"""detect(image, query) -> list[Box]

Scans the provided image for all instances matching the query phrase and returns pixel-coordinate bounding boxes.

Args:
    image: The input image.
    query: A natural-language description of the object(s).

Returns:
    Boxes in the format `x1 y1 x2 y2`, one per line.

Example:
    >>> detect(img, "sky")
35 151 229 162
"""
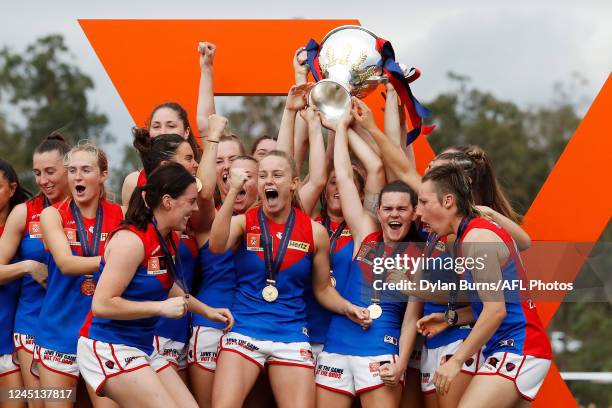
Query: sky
1 0 610 163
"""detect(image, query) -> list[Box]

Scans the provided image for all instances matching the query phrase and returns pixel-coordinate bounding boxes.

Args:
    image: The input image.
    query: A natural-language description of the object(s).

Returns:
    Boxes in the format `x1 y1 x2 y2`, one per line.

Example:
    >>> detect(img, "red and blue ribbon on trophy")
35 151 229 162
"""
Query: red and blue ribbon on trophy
305 37 433 145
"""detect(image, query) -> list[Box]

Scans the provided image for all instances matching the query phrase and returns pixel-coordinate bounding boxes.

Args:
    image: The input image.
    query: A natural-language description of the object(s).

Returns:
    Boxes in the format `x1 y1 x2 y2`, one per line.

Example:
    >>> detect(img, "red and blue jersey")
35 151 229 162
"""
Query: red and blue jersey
36 198 123 355
136 169 147 187
306 217 354 344
0 225 22 354
154 231 198 343
81 223 178 355
231 206 314 343
192 242 236 329
14 195 49 336
460 218 552 359
324 232 409 356
422 234 471 349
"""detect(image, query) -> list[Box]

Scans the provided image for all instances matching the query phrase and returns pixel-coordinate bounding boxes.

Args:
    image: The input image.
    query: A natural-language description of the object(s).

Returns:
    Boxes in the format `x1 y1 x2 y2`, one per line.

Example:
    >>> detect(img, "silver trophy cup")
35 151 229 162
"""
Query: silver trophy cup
309 25 388 120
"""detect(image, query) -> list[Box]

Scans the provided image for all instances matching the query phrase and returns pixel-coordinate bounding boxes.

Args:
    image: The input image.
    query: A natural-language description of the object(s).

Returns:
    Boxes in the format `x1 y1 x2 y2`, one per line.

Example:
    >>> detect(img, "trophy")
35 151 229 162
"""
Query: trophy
306 25 389 120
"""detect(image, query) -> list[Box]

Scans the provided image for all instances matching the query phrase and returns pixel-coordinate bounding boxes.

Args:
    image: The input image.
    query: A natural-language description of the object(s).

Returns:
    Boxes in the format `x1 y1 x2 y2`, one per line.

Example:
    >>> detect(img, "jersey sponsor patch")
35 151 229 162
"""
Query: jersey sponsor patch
64 228 79 246
147 257 168 275
28 221 43 238
340 229 352 237
287 240 310 252
246 233 262 251
101 233 108 242
384 335 399 346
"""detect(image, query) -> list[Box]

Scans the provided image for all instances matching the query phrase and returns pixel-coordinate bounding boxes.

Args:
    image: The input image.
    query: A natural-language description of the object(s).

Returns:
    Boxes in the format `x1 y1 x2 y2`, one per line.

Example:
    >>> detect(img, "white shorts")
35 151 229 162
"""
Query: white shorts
408 335 425 370
32 345 79 379
0 354 20 377
153 336 187 371
420 339 484 393
77 337 169 396
13 333 36 354
219 332 315 371
477 352 551 401
187 326 223 372
315 351 402 396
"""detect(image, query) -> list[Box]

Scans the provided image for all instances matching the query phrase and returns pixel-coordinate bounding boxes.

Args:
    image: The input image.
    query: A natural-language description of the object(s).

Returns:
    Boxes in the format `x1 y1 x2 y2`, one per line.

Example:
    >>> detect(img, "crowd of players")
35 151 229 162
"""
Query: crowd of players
0 42 552 408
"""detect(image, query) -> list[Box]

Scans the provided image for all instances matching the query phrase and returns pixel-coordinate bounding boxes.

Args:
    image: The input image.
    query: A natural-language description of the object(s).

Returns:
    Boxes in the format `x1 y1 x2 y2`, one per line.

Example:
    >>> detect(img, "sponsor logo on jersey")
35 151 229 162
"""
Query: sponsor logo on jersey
506 362 516 372
64 228 80 246
180 233 189 239
105 360 115 369
287 240 310 252
276 232 283 240
435 241 446 252
147 257 168 275
101 233 108 241
246 233 262 251
384 335 398 346
28 221 43 238
302 327 309 337
498 338 514 348
487 357 499 368
340 229 352 237
465 357 475 367
124 356 140 366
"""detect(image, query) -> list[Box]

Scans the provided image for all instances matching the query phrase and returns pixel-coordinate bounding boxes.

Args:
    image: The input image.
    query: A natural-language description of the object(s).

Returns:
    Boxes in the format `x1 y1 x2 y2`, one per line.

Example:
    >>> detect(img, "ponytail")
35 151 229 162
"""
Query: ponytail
123 163 196 231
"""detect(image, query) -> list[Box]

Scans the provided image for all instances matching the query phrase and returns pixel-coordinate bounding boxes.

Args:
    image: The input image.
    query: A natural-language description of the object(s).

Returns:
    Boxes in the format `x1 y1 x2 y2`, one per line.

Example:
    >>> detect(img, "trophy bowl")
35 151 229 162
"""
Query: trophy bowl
309 25 386 120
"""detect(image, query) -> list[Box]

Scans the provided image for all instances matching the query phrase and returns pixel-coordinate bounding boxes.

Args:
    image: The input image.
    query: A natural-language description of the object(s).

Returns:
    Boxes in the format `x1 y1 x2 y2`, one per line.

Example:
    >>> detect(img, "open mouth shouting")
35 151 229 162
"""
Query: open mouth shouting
264 187 279 207
388 221 403 231
74 184 87 198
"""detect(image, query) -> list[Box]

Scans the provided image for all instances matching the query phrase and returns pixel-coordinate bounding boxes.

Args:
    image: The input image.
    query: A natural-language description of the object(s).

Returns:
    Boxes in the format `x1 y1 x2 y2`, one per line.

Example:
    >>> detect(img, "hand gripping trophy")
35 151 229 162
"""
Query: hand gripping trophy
303 25 431 144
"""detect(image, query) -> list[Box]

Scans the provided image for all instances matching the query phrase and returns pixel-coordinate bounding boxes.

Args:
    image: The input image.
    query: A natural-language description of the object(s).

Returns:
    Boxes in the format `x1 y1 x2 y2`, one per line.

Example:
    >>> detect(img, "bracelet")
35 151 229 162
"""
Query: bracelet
206 139 219 144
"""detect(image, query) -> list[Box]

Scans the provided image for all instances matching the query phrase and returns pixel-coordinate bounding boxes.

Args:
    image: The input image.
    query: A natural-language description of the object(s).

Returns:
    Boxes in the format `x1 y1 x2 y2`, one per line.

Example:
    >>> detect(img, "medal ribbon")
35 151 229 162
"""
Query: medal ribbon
151 217 187 293
70 200 103 258
323 217 346 268
258 207 296 286
447 217 473 311
371 237 409 305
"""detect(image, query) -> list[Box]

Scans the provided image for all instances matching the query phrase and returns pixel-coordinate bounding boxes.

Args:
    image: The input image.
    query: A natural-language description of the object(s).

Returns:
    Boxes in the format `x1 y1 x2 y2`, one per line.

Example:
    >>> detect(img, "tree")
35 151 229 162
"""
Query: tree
426 72 581 214
0 34 110 192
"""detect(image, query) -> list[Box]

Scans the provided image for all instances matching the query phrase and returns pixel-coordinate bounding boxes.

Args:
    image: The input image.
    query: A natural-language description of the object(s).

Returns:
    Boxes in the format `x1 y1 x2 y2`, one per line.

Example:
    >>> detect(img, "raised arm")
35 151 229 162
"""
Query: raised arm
208 168 247 253
347 128 385 195
277 84 312 154
352 99 422 192
92 230 187 320
297 106 327 215
196 42 217 139
0 203 47 286
293 48 310 171
40 206 101 276
334 104 379 245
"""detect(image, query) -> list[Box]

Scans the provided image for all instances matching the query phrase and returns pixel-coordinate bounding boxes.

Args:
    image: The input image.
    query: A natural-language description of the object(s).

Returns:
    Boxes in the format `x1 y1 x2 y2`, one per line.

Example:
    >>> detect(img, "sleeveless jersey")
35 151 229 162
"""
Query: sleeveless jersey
36 198 123 354
192 242 236 329
154 231 198 343
0 225 22 354
422 233 471 349
459 217 552 359
14 195 50 335
81 224 178 355
306 217 354 344
136 169 147 187
231 206 315 343
324 232 409 356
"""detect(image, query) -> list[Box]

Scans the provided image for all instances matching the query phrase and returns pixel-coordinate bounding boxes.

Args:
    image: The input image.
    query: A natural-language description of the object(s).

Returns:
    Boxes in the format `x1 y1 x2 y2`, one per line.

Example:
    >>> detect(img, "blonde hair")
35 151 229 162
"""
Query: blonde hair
262 150 303 211
64 140 109 199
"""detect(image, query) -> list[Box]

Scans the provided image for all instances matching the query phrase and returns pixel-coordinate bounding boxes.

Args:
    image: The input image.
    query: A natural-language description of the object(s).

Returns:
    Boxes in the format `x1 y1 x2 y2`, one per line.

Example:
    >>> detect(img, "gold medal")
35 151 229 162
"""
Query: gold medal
262 285 278 302
80 278 96 296
367 304 382 320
